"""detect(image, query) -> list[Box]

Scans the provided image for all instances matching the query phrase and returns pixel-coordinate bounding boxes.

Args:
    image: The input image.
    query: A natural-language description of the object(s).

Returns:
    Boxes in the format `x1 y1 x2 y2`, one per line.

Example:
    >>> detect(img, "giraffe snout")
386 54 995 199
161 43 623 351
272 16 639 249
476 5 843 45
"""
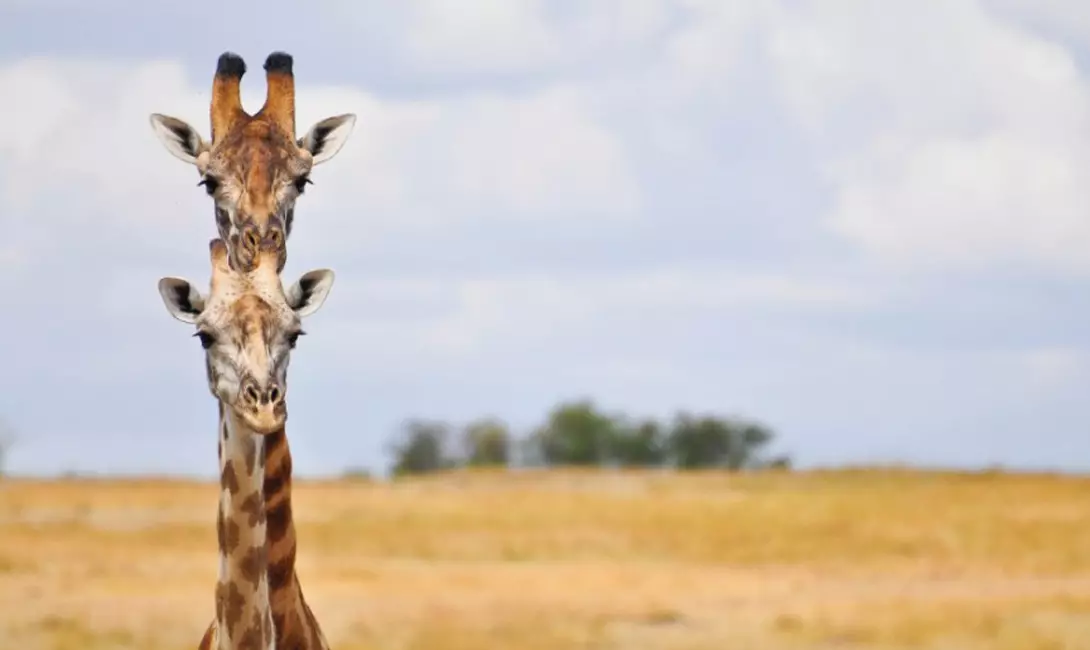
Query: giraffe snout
264 217 287 272
232 220 286 273
240 376 284 407
237 376 287 434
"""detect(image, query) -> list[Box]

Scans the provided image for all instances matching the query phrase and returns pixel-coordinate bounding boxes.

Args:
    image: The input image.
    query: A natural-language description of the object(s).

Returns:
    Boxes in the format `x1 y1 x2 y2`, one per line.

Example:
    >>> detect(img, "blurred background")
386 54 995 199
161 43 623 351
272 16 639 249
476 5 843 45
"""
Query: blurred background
1 2 1090 649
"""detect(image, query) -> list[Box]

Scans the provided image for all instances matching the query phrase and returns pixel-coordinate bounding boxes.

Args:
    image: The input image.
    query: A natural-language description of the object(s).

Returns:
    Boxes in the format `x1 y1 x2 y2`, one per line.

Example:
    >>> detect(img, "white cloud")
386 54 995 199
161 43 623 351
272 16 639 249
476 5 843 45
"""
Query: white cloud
825 132 1090 271
986 0 1090 48
332 0 671 76
765 0 1090 274
297 84 642 237
315 267 867 366
0 58 210 241
664 1 778 97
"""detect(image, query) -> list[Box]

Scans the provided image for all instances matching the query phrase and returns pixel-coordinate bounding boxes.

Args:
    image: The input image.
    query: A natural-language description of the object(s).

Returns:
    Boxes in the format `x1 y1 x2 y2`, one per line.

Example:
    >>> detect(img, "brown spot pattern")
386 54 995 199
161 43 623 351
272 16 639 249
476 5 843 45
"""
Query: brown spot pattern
221 460 240 494
219 581 246 630
208 417 332 649
237 543 267 588
265 498 290 545
216 509 225 550
279 625 307 650
264 429 285 460
270 432 330 649
240 492 265 528
267 543 296 591
224 518 241 554
272 610 287 641
263 470 286 504
234 608 268 650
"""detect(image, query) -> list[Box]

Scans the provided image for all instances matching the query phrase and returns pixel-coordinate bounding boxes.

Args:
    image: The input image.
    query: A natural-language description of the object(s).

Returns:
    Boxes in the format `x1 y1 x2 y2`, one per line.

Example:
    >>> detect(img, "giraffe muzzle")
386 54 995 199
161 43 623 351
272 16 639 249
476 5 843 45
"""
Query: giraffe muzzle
231 221 287 273
237 376 287 434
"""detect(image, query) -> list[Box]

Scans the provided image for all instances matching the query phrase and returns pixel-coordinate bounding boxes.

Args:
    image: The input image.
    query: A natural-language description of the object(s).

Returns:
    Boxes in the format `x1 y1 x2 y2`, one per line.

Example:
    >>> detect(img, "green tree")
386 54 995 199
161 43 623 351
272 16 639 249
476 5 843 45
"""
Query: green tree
608 419 667 467
531 399 617 466
667 413 776 470
388 419 454 476
668 413 728 469
726 421 775 469
461 417 511 467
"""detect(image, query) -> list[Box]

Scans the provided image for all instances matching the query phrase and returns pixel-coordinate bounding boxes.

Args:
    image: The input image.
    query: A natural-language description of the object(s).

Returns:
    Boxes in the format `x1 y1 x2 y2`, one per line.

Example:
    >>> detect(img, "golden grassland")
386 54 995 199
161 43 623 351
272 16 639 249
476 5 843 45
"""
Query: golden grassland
2 468 1090 649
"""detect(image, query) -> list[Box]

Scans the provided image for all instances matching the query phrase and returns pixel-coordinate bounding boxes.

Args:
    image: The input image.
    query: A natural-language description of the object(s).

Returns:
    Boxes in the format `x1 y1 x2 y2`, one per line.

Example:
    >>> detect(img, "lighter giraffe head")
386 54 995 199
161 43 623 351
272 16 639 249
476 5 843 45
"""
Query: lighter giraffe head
159 240 333 650
149 51 356 273
156 238 334 434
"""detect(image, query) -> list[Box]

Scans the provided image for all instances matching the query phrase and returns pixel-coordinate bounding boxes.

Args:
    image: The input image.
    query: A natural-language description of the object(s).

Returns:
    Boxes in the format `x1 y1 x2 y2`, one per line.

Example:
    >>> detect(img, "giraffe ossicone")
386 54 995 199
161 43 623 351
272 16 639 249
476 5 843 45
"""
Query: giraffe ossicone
149 51 356 274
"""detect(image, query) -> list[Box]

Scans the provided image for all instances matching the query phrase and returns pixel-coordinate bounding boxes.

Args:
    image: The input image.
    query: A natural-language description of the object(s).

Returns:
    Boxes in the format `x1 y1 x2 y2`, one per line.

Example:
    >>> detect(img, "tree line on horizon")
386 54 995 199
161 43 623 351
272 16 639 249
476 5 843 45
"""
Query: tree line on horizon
379 398 791 477
0 405 790 479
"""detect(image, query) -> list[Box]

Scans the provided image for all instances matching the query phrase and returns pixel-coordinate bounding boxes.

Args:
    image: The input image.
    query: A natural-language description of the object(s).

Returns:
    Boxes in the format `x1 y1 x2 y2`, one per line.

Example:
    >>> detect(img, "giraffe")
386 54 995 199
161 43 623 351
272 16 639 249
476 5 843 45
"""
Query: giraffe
157 237 335 650
149 51 356 274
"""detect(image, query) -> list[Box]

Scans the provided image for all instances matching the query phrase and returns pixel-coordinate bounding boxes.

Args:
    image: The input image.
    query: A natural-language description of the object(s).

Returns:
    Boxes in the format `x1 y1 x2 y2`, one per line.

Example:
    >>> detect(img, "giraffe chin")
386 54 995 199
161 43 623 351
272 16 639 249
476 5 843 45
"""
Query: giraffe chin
234 407 286 436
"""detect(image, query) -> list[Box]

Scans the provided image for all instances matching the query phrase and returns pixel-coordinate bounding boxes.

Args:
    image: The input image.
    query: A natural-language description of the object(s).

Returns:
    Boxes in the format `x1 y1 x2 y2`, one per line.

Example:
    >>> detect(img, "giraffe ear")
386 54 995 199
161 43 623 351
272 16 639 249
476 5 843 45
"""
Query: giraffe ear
149 114 209 165
158 277 206 324
285 270 334 318
298 114 356 165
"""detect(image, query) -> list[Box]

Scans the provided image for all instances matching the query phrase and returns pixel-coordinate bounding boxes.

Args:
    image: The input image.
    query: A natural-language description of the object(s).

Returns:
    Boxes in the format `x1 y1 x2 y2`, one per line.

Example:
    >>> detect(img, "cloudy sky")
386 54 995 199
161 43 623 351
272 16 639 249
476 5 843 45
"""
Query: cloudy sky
2 0 1090 477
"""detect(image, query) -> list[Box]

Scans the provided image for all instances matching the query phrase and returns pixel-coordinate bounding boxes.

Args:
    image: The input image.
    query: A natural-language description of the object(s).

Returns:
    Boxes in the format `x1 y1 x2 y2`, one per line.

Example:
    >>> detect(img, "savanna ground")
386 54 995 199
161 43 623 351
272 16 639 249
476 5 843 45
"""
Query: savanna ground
1 468 1089 650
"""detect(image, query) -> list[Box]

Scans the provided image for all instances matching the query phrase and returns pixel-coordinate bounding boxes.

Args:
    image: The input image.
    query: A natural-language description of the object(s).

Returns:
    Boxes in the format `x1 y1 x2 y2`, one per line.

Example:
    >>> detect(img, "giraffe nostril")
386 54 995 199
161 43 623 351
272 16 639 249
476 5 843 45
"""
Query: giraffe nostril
267 385 281 405
243 383 260 405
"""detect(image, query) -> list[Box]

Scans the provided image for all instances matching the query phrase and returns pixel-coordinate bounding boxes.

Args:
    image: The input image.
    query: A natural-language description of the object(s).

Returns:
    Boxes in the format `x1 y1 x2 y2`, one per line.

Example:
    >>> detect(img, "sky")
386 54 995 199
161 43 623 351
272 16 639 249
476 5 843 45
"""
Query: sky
2 0 1090 477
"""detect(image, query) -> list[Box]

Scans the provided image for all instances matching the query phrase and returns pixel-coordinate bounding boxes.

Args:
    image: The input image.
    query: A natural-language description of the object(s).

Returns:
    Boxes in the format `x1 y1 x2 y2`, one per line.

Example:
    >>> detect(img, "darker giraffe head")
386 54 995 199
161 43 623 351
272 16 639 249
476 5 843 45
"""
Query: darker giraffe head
149 51 356 273
157 238 335 434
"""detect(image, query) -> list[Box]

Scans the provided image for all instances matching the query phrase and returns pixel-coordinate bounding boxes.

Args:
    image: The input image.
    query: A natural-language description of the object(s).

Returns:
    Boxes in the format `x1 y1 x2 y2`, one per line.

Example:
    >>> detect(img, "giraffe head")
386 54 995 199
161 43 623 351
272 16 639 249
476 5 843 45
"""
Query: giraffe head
149 51 356 273
157 237 334 434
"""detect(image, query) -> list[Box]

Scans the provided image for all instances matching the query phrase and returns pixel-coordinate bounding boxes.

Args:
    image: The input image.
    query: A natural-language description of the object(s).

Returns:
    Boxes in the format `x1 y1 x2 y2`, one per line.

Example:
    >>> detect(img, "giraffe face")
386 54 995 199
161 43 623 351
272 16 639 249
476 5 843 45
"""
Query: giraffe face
149 51 356 273
196 118 315 273
157 239 334 434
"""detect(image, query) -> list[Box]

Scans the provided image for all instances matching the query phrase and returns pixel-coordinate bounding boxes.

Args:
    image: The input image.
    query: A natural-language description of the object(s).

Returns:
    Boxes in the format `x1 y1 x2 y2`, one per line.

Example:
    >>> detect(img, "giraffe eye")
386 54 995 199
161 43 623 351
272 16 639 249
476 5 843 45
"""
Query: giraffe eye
194 330 216 349
198 176 220 196
286 331 305 349
293 175 312 194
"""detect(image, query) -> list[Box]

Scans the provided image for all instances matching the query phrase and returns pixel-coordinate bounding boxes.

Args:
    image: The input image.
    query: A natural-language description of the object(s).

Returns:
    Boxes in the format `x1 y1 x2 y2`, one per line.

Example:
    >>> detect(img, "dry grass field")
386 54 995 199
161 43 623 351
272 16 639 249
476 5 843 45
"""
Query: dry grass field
1 468 1090 650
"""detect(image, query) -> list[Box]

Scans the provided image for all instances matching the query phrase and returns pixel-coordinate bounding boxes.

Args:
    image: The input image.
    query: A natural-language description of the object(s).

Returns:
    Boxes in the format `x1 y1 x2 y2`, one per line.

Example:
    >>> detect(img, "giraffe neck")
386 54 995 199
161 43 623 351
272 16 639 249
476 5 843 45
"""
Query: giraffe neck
215 405 276 650
263 429 330 649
